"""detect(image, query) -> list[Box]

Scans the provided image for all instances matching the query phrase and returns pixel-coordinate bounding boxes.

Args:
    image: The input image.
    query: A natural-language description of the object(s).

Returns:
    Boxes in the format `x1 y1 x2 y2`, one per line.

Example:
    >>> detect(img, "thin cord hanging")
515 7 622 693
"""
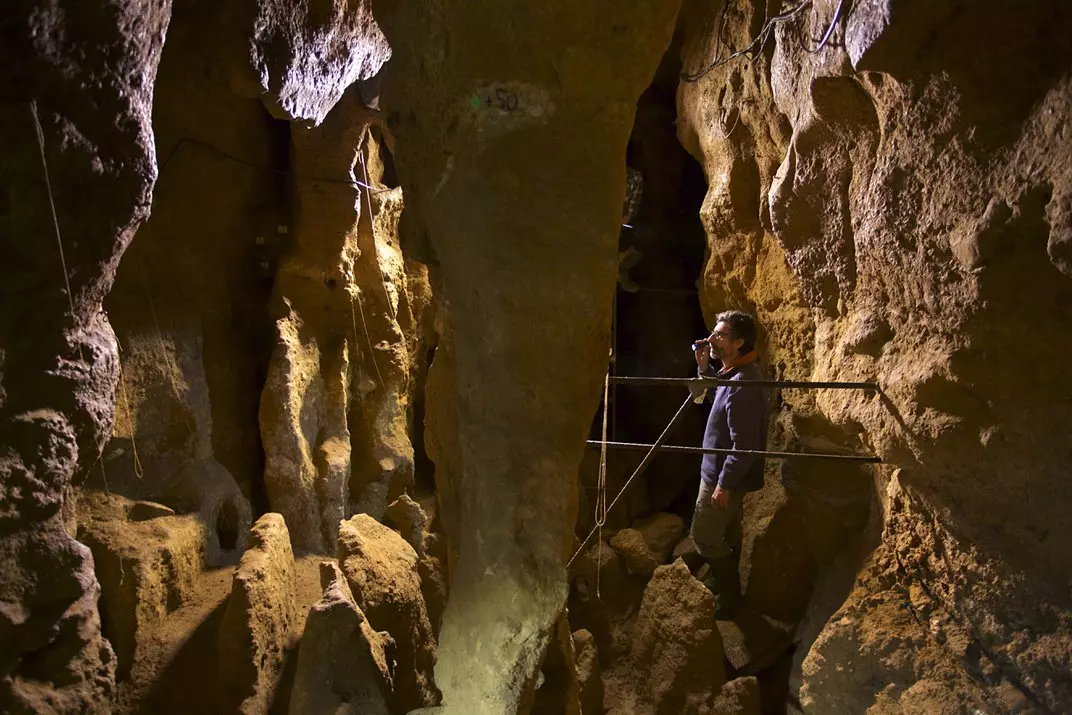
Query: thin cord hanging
116 345 144 479
30 100 84 362
682 0 814 82
357 135 399 323
799 0 846 54
594 361 611 599
349 281 385 391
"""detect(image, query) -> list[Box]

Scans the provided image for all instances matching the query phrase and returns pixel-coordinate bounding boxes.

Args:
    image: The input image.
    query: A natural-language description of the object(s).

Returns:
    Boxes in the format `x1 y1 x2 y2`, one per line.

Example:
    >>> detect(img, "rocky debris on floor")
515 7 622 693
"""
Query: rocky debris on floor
385 495 448 636
634 513 685 564
716 609 794 676
711 677 762 715
337 514 439 711
672 535 705 572
218 513 299 715
631 559 726 713
610 528 661 577
571 540 641 617
77 492 207 679
289 561 395 715
572 629 604 715
384 494 427 554
531 614 582 714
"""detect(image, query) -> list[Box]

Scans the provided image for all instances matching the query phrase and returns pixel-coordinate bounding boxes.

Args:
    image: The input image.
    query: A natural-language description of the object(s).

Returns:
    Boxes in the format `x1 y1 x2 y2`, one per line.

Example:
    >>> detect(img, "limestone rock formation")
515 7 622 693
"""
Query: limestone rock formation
385 495 449 636
259 90 427 553
221 0 390 124
711 677 762 715
218 514 299 715
76 493 206 679
289 561 395 715
376 0 682 709
610 528 661 577
572 629 604 715
677 0 1072 710
337 513 438 712
631 560 725 714
0 1 171 711
633 513 685 566
530 613 582 715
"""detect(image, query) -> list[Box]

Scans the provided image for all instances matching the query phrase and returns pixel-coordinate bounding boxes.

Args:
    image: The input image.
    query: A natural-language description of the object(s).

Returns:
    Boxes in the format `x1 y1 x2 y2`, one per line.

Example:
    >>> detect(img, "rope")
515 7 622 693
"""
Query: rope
349 282 385 391
30 100 84 362
594 365 611 598
116 345 144 479
567 394 694 569
139 258 196 438
157 136 395 194
682 0 813 82
357 135 399 323
799 0 847 54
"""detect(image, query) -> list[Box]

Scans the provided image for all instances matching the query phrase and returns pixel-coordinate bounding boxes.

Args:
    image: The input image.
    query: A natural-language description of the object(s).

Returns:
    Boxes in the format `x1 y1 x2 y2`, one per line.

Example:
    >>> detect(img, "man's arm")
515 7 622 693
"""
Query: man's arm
717 386 765 490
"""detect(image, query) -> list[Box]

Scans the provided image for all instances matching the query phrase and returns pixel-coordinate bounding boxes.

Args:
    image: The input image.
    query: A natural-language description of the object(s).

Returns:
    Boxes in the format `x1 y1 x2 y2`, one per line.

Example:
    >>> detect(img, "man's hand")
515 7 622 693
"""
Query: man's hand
694 340 710 371
710 484 732 508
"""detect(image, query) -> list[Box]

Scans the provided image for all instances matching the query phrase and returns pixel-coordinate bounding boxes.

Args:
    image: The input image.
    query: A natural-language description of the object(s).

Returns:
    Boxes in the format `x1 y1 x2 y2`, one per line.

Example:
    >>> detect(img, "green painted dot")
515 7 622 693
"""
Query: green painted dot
469 95 481 109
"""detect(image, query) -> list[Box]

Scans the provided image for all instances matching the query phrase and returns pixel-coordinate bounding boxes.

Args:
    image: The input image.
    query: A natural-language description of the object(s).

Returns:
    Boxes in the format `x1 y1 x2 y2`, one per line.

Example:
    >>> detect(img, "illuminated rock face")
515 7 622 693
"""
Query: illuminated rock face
373 1 681 710
0 2 171 711
677 1 1072 710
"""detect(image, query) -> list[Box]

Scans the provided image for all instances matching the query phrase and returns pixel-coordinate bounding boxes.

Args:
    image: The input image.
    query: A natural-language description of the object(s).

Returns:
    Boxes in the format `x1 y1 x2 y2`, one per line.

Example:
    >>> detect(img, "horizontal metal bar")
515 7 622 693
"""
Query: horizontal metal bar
586 439 882 463
608 376 879 391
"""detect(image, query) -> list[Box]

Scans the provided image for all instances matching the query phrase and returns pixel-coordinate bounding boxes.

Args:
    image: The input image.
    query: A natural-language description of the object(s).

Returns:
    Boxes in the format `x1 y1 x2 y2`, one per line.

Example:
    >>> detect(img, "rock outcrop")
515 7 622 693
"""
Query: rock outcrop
631 559 725 713
76 493 206 679
218 513 299 715
0 1 171 711
375 1 682 708
572 629 604 715
337 513 438 712
677 0 1072 710
289 561 395 715
259 93 428 553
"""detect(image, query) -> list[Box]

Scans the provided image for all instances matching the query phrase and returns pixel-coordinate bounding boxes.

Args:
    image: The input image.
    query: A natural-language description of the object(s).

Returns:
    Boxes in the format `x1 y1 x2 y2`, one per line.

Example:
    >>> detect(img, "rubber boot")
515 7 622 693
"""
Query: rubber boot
702 555 742 619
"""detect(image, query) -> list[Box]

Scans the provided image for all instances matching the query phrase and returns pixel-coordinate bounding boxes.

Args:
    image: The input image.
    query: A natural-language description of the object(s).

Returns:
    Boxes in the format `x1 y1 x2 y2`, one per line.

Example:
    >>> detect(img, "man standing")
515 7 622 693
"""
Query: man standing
690 310 770 617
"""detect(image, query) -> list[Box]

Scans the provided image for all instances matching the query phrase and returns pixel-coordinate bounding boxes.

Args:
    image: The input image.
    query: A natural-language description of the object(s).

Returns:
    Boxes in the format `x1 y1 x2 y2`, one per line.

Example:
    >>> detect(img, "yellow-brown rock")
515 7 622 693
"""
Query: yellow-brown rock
373 1 682 710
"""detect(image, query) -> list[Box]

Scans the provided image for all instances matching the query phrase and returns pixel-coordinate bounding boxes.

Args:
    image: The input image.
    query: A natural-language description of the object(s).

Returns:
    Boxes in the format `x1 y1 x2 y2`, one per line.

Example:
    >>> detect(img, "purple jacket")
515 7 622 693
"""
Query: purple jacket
698 360 770 491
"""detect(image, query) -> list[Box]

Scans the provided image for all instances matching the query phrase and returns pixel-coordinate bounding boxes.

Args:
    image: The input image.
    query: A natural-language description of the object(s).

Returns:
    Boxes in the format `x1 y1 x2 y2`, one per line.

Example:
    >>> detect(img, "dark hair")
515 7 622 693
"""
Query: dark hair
716 310 757 355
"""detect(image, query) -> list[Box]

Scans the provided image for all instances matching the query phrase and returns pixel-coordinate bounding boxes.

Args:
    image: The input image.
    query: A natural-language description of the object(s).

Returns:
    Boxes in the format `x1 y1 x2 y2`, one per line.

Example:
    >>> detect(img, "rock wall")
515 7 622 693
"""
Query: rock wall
0 1 172 711
373 0 682 710
677 0 1072 710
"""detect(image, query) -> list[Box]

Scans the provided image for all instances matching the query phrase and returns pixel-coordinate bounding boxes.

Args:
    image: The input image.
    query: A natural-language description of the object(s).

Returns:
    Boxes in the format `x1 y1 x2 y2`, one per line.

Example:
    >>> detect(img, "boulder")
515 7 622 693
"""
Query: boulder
218 514 300 715
610 528 660 577
385 494 428 556
289 561 395 715
634 512 685 564
572 630 604 715
571 540 640 618
77 495 206 679
337 514 439 711
632 559 725 714
711 677 762 715
531 614 581 714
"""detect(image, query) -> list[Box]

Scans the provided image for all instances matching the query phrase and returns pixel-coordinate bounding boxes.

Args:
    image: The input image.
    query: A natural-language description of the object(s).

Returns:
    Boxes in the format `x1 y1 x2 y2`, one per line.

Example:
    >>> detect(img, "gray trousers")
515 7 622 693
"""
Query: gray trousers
689 480 745 560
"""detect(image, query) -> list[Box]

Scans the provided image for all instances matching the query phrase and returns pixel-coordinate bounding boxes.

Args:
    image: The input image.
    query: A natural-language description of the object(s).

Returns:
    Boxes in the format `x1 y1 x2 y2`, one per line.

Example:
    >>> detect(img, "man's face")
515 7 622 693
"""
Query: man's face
709 321 744 361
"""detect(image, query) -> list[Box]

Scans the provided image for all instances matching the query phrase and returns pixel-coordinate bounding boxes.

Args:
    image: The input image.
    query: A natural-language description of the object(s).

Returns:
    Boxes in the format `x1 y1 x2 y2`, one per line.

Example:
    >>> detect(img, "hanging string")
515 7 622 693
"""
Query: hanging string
116 344 144 479
30 100 84 363
357 135 399 323
349 281 385 391
594 356 611 599
139 257 196 438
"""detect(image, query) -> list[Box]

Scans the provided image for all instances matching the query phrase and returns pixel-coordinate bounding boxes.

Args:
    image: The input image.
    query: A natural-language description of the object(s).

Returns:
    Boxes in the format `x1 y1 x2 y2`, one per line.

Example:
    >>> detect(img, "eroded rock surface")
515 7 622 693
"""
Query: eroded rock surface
218 513 299 715
375 1 682 708
337 513 438 712
677 0 1072 710
77 493 206 679
0 1 171 711
289 561 395 715
631 560 725 714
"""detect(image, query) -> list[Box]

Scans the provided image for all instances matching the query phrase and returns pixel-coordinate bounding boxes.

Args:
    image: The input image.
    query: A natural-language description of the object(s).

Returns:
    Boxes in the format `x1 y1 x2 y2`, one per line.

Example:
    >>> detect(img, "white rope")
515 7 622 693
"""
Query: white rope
357 135 398 323
30 100 84 362
594 360 611 598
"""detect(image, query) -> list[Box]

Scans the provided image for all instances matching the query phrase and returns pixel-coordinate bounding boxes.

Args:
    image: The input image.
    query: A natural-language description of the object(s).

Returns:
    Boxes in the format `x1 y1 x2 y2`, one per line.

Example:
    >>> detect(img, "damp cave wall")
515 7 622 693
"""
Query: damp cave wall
675 0 1072 711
